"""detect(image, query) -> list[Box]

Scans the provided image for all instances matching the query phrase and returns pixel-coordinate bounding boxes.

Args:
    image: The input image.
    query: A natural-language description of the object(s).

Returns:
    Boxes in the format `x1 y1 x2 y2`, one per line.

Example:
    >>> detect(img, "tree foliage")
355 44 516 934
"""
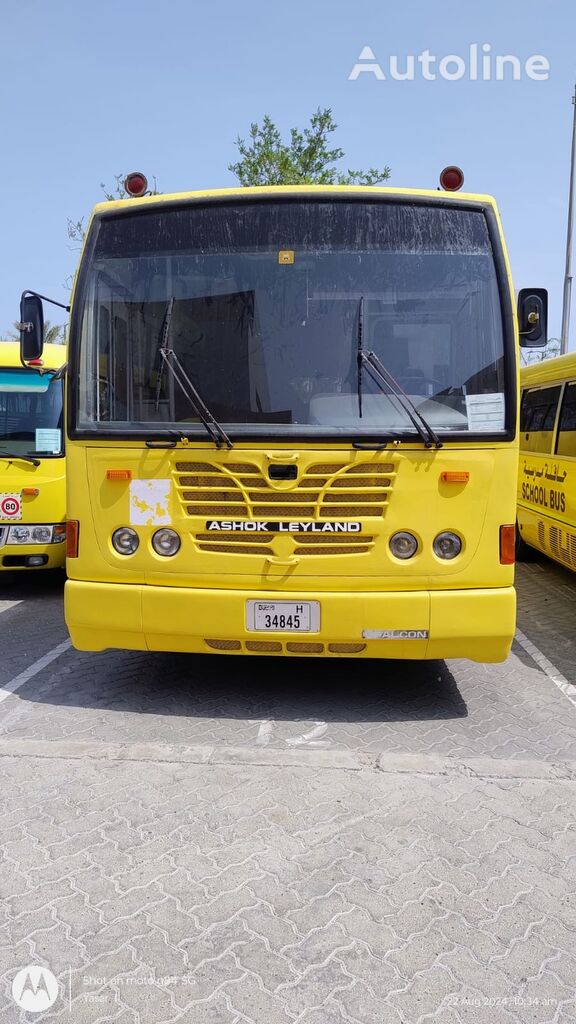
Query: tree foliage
229 108 391 187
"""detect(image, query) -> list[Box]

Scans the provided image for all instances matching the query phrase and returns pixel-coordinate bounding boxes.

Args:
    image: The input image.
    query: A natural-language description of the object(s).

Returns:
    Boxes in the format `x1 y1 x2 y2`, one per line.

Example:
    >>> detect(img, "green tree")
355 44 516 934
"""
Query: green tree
229 108 391 187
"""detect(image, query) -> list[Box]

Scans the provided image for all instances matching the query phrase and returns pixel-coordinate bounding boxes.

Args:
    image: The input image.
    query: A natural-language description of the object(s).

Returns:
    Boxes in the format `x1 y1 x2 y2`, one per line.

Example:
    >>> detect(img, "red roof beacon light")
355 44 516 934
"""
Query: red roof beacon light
124 172 148 198
439 166 464 192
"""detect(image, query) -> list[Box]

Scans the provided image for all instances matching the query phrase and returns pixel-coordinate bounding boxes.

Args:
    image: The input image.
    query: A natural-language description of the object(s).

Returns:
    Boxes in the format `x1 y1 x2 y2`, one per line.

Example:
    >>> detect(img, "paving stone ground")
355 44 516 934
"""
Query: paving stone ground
0 557 575 1023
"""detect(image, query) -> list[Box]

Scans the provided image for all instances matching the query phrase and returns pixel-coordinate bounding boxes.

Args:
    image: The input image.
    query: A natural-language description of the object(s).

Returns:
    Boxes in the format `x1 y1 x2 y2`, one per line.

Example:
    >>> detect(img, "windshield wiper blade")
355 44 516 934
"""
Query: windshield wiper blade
155 298 233 450
359 351 439 448
0 449 40 466
357 296 364 419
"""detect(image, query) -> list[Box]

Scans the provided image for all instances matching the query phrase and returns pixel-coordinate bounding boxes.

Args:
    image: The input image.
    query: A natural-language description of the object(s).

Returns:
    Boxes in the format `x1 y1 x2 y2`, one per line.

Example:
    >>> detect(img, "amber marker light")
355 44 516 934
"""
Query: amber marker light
66 520 79 558
106 469 132 481
441 471 470 483
500 525 515 564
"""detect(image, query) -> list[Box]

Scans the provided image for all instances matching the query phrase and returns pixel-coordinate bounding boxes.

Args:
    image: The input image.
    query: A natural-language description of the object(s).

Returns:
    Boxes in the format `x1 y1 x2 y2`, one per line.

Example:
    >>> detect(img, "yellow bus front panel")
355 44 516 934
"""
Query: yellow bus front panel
65 440 517 662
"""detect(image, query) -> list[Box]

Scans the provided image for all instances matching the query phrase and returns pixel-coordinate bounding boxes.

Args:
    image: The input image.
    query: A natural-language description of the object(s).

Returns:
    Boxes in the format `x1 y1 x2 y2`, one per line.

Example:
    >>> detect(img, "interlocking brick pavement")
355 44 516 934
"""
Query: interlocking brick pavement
0 559 575 1021
0 752 575 1022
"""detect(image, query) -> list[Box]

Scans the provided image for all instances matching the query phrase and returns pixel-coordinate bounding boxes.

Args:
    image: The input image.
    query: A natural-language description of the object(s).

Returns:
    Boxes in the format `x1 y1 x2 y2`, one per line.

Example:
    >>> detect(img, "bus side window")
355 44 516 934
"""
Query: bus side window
556 382 576 458
520 385 561 454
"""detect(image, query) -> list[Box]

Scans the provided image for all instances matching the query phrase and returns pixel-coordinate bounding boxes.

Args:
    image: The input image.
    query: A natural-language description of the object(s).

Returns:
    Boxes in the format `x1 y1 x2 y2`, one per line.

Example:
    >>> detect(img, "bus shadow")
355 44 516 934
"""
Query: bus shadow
19 648 468 725
0 569 65 604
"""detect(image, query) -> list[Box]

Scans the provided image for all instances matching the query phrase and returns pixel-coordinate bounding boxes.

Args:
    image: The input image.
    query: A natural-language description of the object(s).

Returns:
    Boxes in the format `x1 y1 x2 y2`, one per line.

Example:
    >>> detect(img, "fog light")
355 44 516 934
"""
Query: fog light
31 526 52 543
152 528 181 556
26 555 47 566
433 531 462 559
389 531 418 559
112 527 139 555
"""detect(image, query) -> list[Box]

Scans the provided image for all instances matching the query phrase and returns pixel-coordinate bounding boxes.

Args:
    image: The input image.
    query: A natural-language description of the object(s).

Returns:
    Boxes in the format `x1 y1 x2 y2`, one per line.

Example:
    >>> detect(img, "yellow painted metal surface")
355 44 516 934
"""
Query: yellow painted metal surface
518 354 576 571
0 343 66 571
65 578 515 663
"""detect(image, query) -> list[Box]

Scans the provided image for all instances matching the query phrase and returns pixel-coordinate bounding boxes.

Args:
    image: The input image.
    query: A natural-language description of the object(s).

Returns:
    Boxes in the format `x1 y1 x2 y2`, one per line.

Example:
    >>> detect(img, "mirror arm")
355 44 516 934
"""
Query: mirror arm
22 290 70 313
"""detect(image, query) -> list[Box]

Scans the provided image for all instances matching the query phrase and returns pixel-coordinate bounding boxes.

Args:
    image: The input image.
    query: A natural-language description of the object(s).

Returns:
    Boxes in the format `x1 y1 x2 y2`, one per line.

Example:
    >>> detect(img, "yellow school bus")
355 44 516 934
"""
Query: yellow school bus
517 353 576 569
0 342 66 570
20 181 547 661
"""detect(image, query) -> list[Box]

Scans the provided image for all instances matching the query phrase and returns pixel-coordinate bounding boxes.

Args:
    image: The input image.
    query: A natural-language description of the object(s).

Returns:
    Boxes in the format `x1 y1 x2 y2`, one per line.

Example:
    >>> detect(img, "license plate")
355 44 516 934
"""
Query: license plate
246 601 320 632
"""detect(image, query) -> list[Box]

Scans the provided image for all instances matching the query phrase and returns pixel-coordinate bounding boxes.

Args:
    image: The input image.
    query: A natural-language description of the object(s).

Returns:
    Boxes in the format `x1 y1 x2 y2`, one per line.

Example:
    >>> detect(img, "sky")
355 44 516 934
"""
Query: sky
1 0 575 343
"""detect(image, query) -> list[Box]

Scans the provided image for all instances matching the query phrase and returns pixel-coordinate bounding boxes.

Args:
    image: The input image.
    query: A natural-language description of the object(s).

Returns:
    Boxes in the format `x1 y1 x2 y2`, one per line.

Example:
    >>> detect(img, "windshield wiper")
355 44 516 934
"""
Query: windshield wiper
0 449 40 466
155 298 233 450
356 299 442 449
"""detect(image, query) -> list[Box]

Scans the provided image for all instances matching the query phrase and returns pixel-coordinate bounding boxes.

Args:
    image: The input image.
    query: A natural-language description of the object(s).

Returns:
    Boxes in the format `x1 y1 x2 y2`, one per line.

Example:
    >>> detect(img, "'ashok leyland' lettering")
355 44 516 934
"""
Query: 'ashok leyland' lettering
206 521 362 533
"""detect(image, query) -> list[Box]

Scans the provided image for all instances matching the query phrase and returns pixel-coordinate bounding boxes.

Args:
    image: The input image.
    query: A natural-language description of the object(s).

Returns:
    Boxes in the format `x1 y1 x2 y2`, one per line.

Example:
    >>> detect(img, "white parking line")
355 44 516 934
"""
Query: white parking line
515 628 576 709
0 639 72 705
0 600 22 615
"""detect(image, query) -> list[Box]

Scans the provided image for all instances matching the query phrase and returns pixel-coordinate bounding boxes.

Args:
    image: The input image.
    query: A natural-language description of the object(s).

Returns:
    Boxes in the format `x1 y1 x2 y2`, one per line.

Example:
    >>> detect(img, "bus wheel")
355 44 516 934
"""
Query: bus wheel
515 524 536 562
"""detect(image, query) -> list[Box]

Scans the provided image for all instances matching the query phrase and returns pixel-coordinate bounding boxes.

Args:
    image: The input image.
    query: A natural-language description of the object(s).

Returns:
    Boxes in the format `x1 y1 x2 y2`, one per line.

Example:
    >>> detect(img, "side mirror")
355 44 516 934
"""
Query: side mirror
18 292 44 362
518 288 548 347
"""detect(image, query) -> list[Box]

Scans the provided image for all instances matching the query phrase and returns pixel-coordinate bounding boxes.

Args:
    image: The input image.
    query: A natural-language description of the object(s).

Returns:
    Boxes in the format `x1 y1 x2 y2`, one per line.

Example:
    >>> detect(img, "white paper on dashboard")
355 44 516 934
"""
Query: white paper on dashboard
35 428 61 453
465 393 505 432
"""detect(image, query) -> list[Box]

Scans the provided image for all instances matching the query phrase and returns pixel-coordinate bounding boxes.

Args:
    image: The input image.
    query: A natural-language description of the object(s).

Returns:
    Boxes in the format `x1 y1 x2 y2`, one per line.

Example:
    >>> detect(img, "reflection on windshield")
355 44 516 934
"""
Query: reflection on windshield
0 368 64 455
76 201 507 436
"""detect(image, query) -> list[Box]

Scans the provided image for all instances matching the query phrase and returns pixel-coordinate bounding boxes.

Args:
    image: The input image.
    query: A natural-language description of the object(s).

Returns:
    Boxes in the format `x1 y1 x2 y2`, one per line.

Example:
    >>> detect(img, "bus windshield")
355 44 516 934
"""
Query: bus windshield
75 200 507 438
0 368 64 456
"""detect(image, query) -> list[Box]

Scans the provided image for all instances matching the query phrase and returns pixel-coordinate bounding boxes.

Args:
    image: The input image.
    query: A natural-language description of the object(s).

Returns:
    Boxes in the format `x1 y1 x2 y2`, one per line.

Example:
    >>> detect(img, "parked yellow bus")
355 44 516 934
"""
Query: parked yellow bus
0 342 66 570
517 352 576 569
20 180 547 660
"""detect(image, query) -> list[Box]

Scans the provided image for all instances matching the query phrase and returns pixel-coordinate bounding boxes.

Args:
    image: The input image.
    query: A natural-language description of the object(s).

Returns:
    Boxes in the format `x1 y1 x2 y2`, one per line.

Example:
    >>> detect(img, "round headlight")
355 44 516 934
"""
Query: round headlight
112 527 139 555
32 526 52 543
433 531 462 560
11 526 30 544
152 528 181 556
389 531 418 560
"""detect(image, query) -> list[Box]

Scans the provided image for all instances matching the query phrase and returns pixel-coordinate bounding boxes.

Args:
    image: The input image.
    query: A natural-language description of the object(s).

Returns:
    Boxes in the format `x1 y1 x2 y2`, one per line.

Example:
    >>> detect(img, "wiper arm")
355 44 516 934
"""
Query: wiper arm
359 350 440 448
0 448 40 466
50 362 67 382
155 297 233 450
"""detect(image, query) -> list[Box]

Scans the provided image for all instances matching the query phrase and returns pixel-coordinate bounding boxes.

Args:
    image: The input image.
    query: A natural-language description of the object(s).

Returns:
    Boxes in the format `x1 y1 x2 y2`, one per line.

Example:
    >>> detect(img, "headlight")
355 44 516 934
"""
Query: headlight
112 527 139 555
9 526 31 544
152 528 181 556
31 526 52 543
433 531 462 559
389 531 418 559
7 523 65 545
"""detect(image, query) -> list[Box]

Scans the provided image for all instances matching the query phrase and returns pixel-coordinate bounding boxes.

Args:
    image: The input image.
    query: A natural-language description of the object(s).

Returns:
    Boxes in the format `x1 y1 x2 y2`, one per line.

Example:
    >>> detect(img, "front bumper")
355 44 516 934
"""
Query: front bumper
65 581 516 663
0 543 66 570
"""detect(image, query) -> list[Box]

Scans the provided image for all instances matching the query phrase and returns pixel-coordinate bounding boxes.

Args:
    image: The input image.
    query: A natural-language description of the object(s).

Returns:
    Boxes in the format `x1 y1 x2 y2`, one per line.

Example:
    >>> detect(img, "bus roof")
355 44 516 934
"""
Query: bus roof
90 184 501 220
0 342 66 372
520 352 576 388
